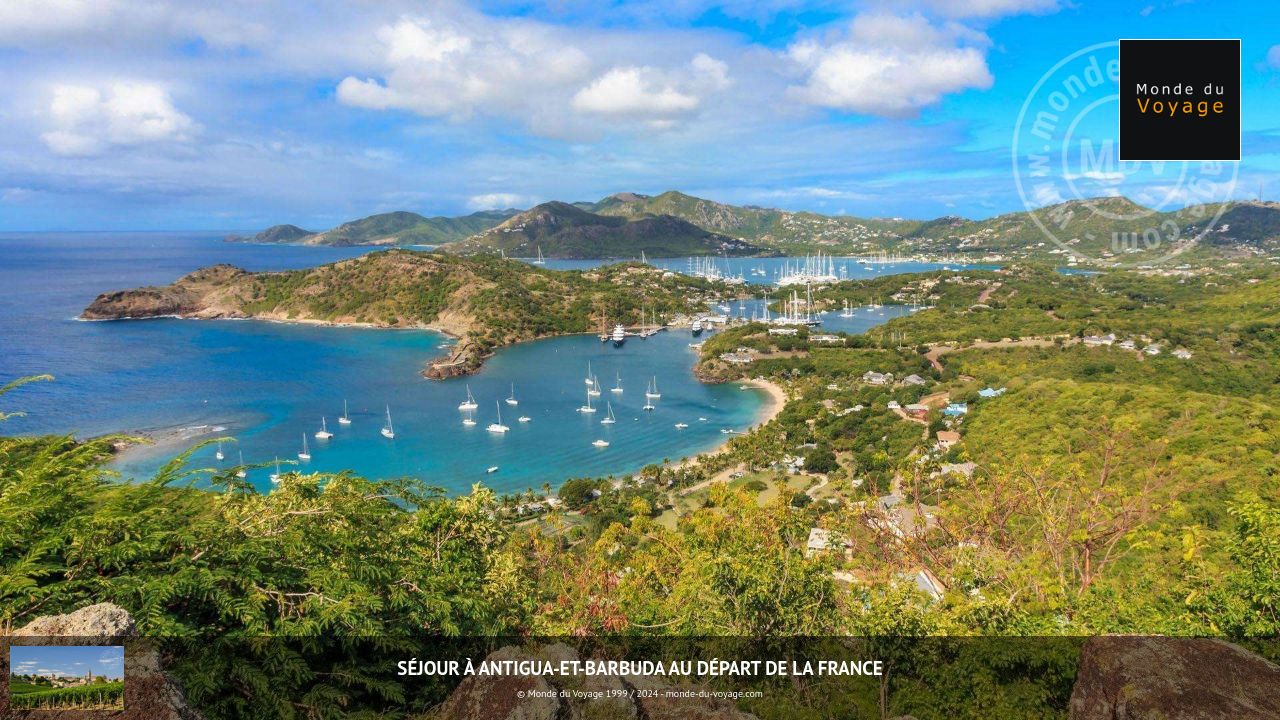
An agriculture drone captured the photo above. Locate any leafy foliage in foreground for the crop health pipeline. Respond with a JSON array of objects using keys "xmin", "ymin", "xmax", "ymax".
[{"xmin": 0, "ymin": 374, "xmax": 530, "ymax": 717}]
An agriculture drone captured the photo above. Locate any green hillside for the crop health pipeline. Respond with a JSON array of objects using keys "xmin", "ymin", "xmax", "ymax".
[
  {"xmin": 590, "ymin": 190, "xmax": 917, "ymax": 251},
  {"xmin": 237, "ymin": 209, "xmax": 517, "ymax": 247},
  {"xmin": 443, "ymin": 200, "xmax": 762, "ymax": 258}
]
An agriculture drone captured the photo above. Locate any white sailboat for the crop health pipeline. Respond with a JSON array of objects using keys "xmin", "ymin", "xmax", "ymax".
[
  {"xmin": 215, "ymin": 440, "xmax": 225, "ymax": 461},
  {"xmin": 533, "ymin": 246, "xmax": 546, "ymax": 265},
  {"xmin": 577, "ymin": 387, "xmax": 596, "ymax": 413},
  {"xmin": 612, "ymin": 372, "xmax": 623, "ymax": 393},
  {"xmin": 518, "ymin": 415, "xmax": 531, "ymax": 423},
  {"xmin": 462, "ymin": 409, "xmax": 476, "ymax": 426},
  {"xmin": 585, "ymin": 362, "xmax": 595, "ymax": 385},
  {"xmin": 601, "ymin": 402, "xmax": 616, "ymax": 424},
  {"xmin": 592, "ymin": 439, "xmax": 610, "ymax": 447},
  {"xmin": 458, "ymin": 385, "xmax": 478, "ymax": 411},
  {"xmin": 381, "ymin": 406, "xmax": 395, "ymax": 439},
  {"xmin": 269, "ymin": 457, "xmax": 282, "ymax": 484},
  {"xmin": 235, "ymin": 450, "xmax": 247, "ymax": 479},
  {"xmin": 674, "ymin": 422, "xmax": 688, "ymax": 429},
  {"xmin": 338, "ymin": 399, "xmax": 352, "ymax": 425},
  {"xmin": 487, "ymin": 401, "xmax": 509, "ymax": 433},
  {"xmin": 298, "ymin": 433, "xmax": 311, "ymax": 461},
  {"xmin": 315, "ymin": 417, "xmax": 333, "ymax": 440},
  {"xmin": 588, "ymin": 374, "xmax": 601, "ymax": 396},
  {"xmin": 505, "ymin": 383, "xmax": 519, "ymax": 406},
  {"xmin": 646, "ymin": 376, "xmax": 661, "ymax": 399}
]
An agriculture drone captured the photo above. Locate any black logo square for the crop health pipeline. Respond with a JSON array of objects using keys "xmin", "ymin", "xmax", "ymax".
[{"xmin": 1119, "ymin": 39, "xmax": 1240, "ymax": 161}]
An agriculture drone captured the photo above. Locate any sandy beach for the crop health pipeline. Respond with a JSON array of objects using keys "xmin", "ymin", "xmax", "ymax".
[{"xmin": 672, "ymin": 377, "xmax": 787, "ymax": 473}]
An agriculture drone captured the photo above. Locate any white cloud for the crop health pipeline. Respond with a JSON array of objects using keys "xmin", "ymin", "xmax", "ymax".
[
  {"xmin": 1267, "ymin": 45, "xmax": 1280, "ymax": 71},
  {"xmin": 337, "ymin": 15, "xmax": 592, "ymax": 122},
  {"xmin": 41, "ymin": 82, "xmax": 196, "ymax": 156},
  {"xmin": 337, "ymin": 12, "xmax": 734, "ymax": 136},
  {"xmin": 466, "ymin": 193, "xmax": 529, "ymax": 210},
  {"xmin": 571, "ymin": 54, "xmax": 729, "ymax": 125},
  {"xmin": 786, "ymin": 13, "xmax": 993, "ymax": 118}
]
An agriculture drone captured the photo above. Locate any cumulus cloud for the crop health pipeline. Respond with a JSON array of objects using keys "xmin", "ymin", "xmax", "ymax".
[
  {"xmin": 786, "ymin": 13, "xmax": 993, "ymax": 118},
  {"xmin": 337, "ymin": 15, "xmax": 592, "ymax": 121},
  {"xmin": 337, "ymin": 13, "xmax": 733, "ymax": 135},
  {"xmin": 466, "ymin": 192, "xmax": 529, "ymax": 210},
  {"xmin": 571, "ymin": 54, "xmax": 730, "ymax": 126},
  {"xmin": 40, "ymin": 82, "xmax": 196, "ymax": 156}
]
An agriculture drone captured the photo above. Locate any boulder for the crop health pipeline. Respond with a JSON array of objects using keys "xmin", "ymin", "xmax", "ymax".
[
  {"xmin": 12, "ymin": 603, "xmax": 134, "ymax": 640},
  {"xmin": 1069, "ymin": 636, "xmax": 1280, "ymax": 719}
]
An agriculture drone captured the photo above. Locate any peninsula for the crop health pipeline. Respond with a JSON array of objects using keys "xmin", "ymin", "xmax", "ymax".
[{"xmin": 80, "ymin": 249, "xmax": 727, "ymax": 378}]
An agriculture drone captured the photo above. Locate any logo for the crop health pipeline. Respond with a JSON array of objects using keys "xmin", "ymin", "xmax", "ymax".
[{"xmin": 1012, "ymin": 41, "xmax": 1238, "ymax": 267}]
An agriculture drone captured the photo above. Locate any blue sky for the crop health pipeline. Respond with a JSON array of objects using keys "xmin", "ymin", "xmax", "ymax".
[
  {"xmin": 10, "ymin": 646, "xmax": 124, "ymax": 680},
  {"xmin": 0, "ymin": 0, "xmax": 1276, "ymax": 231}
]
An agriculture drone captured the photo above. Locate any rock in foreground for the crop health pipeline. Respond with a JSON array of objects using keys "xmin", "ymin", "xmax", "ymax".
[{"xmin": 1069, "ymin": 636, "xmax": 1280, "ymax": 720}]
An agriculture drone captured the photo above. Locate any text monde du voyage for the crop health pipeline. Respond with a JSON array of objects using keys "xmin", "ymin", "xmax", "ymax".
[
  {"xmin": 397, "ymin": 658, "xmax": 884, "ymax": 678},
  {"xmin": 1134, "ymin": 82, "xmax": 1229, "ymax": 118}
]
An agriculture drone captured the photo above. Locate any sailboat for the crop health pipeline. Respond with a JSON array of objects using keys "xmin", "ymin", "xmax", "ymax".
[
  {"xmin": 533, "ymin": 246, "xmax": 546, "ymax": 265},
  {"xmin": 588, "ymin": 374, "xmax": 601, "ymax": 397},
  {"xmin": 487, "ymin": 401, "xmax": 509, "ymax": 433},
  {"xmin": 235, "ymin": 450, "xmax": 247, "ymax": 479},
  {"xmin": 269, "ymin": 457, "xmax": 282, "ymax": 484},
  {"xmin": 381, "ymin": 406, "xmax": 395, "ymax": 439},
  {"xmin": 462, "ymin": 409, "xmax": 476, "ymax": 426},
  {"xmin": 674, "ymin": 422, "xmax": 688, "ymax": 429},
  {"xmin": 611, "ymin": 372, "xmax": 623, "ymax": 393},
  {"xmin": 298, "ymin": 433, "xmax": 311, "ymax": 461},
  {"xmin": 518, "ymin": 415, "xmax": 531, "ymax": 422},
  {"xmin": 840, "ymin": 299, "xmax": 854, "ymax": 318},
  {"xmin": 458, "ymin": 385, "xmax": 478, "ymax": 411},
  {"xmin": 601, "ymin": 402, "xmax": 616, "ymax": 424},
  {"xmin": 577, "ymin": 387, "xmax": 596, "ymax": 413},
  {"xmin": 506, "ymin": 383, "xmax": 519, "ymax": 406},
  {"xmin": 592, "ymin": 439, "xmax": 610, "ymax": 447},
  {"xmin": 215, "ymin": 440, "xmax": 225, "ymax": 461},
  {"xmin": 338, "ymin": 399, "xmax": 352, "ymax": 425},
  {"xmin": 315, "ymin": 417, "xmax": 333, "ymax": 440},
  {"xmin": 640, "ymin": 250, "xmax": 648, "ymax": 265},
  {"xmin": 646, "ymin": 376, "xmax": 661, "ymax": 399},
  {"xmin": 585, "ymin": 362, "xmax": 595, "ymax": 385}
]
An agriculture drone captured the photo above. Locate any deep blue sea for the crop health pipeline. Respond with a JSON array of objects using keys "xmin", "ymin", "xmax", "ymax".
[{"xmin": 0, "ymin": 233, "xmax": 923, "ymax": 495}]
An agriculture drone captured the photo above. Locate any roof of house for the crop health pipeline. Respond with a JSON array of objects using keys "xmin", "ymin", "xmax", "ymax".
[{"xmin": 936, "ymin": 430, "xmax": 961, "ymax": 443}]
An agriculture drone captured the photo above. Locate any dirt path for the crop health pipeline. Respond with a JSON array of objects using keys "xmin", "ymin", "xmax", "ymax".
[
  {"xmin": 976, "ymin": 282, "xmax": 1002, "ymax": 304},
  {"xmin": 925, "ymin": 336, "xmax": 1073, "ymax": 372}
]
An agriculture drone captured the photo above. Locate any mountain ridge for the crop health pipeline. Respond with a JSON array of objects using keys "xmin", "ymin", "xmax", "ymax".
[
  {"xmin": 232, "ymin": 193, "xmax": 1280, "ymax": 262},
  {"xmin": 441, "ymin": 201, "xmax": 763, "ymax": 258}
]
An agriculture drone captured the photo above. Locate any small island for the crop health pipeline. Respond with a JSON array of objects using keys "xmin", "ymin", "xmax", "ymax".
[{"xmin": 81, "ymin": 249, "xmax": 731, "ymax": 378}]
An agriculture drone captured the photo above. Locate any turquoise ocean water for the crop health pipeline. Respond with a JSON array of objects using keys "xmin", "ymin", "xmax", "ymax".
[{"xmin": 1, "ymin": 233, "xmax": 925, "ymax": 494}]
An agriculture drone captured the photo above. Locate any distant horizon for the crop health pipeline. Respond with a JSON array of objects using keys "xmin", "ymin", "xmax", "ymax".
[{"xmin": 1, "ymin": 190, "xmax": 1271, "ymax": 236}]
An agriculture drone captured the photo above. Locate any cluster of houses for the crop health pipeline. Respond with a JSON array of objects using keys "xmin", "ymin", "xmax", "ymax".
[
  {"xmin": 1081, "ymin": 333, "xmax": 1193, "ymax": 358},
  {"xmin": 719, "ymin": 347, "xmax": 756, "ymax": 365},
  {"xmin": 860, "ymin": 370, "xmax": 929, "ymax": 387}
]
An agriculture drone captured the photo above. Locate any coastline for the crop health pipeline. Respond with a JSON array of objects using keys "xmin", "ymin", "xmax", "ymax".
[{"xmin": 672, "ymin": 376, "xmax": 786, "ymax": 473}]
